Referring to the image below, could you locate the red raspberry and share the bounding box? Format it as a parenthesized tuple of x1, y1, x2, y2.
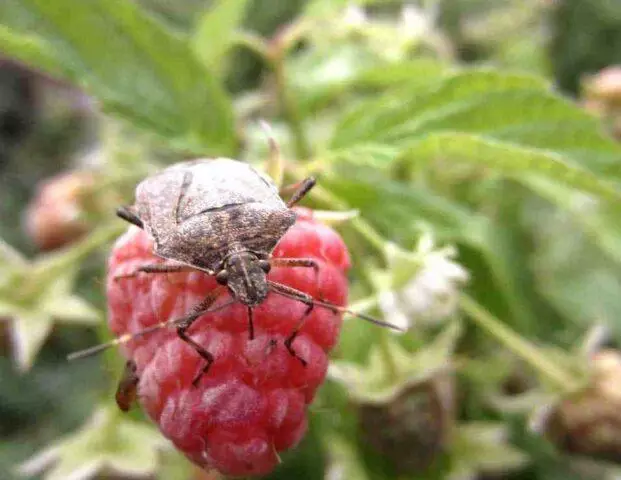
(107, 207, 350, 476)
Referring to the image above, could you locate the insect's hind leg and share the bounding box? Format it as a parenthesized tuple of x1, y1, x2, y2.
(116, 205, 143, 229)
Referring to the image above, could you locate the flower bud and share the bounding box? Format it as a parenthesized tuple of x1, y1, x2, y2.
(545, 349, 621, 462)
(378, 235, 469, 331)
(359, 373, 454, 473)
(24, 170, 95, 251)
(584, 66, 621, 108)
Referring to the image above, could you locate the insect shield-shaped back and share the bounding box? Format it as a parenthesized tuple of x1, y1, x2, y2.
(133, 158, 296, 273)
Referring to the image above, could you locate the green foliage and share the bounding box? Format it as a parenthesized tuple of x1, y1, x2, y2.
(550, 0, 621, 94)
(18, 405, 169, 480)
(1, 1, 621, 479)
(0, 0, 237, 154)
(192, 0, 250, 74)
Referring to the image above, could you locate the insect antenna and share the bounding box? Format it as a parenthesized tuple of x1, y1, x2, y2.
(267, 280, 405, 332)
(67, 297, 237, 361)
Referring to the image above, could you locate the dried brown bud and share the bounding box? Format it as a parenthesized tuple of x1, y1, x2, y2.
(358, 373, 454, 474)
(24, 170, 95, 251)
(584, 66, 621, 108)
(545, 349, 621, 462)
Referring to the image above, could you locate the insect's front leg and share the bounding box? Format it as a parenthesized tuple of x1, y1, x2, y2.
(269, 257, 319, 272)
(174, 290, 223, 386)
(116, 205, 143, 229)
(269, 257, 321, 289)
(115, 359, 139, 412)
(113, 263, 197, 281)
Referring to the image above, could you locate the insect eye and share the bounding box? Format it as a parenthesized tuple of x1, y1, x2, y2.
(259, 260, 271, 273)
(215, 270, 229, 285)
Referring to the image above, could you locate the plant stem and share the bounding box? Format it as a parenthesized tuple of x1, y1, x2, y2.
(459, 294, 580, 393)
(232, 25, 312, 160)
(272, 56, 312, 160)
(307, 183, 387, 254)
(36, 223, 125, 279)
(378, 329, 400, 382)
(232, 32, 271, 60)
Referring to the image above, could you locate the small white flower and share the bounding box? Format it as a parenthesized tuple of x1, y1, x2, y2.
(380, 234, 469, 330)
(400, 4, 434, 39)
(378, 290, 411, 332)
(343, 3, 367, 29)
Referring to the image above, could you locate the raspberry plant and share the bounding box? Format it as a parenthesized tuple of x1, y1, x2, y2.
(1, 1, 621, 479)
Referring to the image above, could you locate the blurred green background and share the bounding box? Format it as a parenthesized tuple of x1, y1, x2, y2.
(1, 0, 621, 479)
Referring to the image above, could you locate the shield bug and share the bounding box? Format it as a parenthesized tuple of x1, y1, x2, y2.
(69, 142, 401, 405)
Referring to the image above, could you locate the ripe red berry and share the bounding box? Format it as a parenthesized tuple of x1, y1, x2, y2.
(107, 207, 350, 476)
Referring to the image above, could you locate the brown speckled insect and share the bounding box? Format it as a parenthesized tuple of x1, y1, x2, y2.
(69, 149, 400, 402)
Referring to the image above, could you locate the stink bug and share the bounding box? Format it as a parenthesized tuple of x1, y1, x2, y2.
(69, 141, 401, 397)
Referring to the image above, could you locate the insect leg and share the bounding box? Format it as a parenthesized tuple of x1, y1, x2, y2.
(175, 291, 222, 386)
(284, 177, 316, 208)
(115, 359, 139, 412)
(267, 281, 317, 366)
(113, 263, 197, 281)
(66, 287, 232, 361)
(116, 206, 143, 229)
(268, 280, 404, 331)
(269, 257, 320, 285)
(269, 257, 319, 272)
(247, 306, 255, 340)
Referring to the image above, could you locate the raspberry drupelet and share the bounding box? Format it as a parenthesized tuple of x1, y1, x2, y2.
(107, 208, 350, 476)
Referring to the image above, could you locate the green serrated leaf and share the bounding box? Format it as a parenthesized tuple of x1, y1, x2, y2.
(491, 120, 621, 170)
(19, 405, 167, 480)
(321, 167, 484, 246)
(0, 0, 236, 154)
(2, 255, 105, 370)
(323, 434, 370, 480)
(0, 237, 26, 269)
(330, 322, 460, 404)
(450, 422, 529, 479)
(354, 58, 448, 90)
(325, 143, 402, 169)
(401, 132, 621, 203)
(0, 25, 70, 79)
(192, 0, 249, 73)
(527, 177, 621, 264)
(330, 66, 621, 191)
(473, 214, 544, 336)
(381, 89, 593, 144)
(43, 296, 101, 325)
(331, 69, 547, 148)
(10, 311, 54, 372)
(526, 196, 621, 338)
